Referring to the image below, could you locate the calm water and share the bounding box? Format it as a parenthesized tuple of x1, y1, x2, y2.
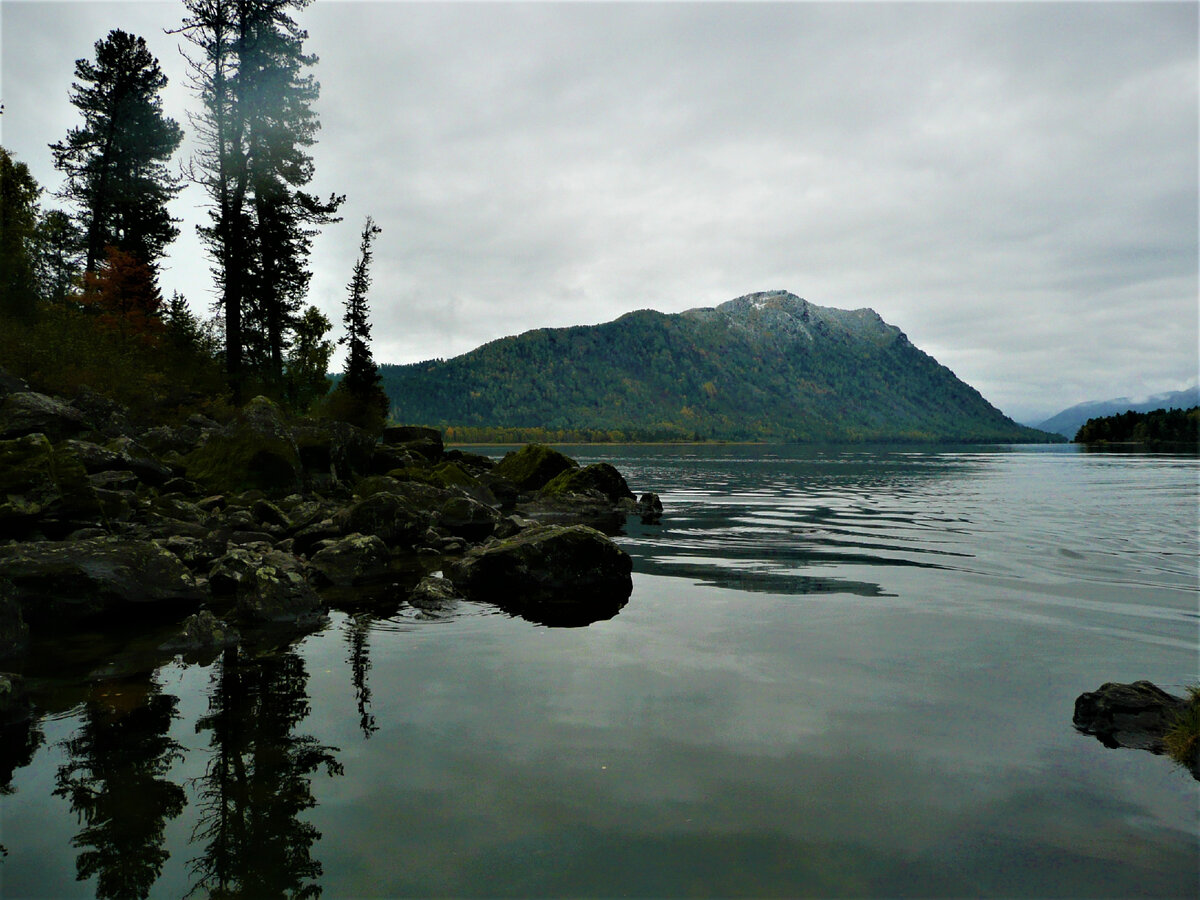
(2, 444, 1197, 898)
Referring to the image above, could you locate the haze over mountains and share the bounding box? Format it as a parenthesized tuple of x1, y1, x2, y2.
(1035, 385, 1200, 439)
(380, 291, 1057, 444)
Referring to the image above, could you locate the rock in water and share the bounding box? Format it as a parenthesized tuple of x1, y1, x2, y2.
(309, 533, 390, 586)
(445, 524, 632, 626)
(1073, 680, 1188, 752)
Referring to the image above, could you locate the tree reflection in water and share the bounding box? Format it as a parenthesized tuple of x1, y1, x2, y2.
(189, 645, 343, 899)
(345, 612, 378, 739)
(53, 676, 186, 900)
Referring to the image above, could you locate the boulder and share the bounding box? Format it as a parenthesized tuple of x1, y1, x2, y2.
(0, 434, 102, 538)
(294, 419, 376, 487)
(444, 524, 632, 626)
(1073, 680, 1189, 751)
(184, 396, 303, 496)
(541, 462, 635, 504)
(0, 391, 87, 441)
(0, 538, 204, 626)
(337, 492, 430, 548)
(309, 533, 390, 586)
(493, 443, 578, 492)
(638, 492, 664, 522)
(408, 575, 461, 611)
(236, 552, 323, 623)
(209, 545, 321, 623)
(437, 495, 499, 541)
(70, 386, 131, 438)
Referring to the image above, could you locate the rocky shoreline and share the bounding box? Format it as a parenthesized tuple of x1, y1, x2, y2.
(0, 374, 663, 674)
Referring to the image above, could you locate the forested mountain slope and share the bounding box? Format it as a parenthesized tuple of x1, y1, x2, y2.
(380, 290, 1059, 443)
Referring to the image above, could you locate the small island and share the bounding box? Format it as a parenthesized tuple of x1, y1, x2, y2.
(1073, 407, 1200, 450)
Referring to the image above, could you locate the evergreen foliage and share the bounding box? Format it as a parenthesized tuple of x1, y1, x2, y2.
(283, 305, 334, 413)
(380, 298, 1060, 444)
(178, 0, 342, 396)
(49, 30, 183, 274)
(0, 147, 43, 320)
(328, 217, 388, 431)
(1074, 407, 1200, 448)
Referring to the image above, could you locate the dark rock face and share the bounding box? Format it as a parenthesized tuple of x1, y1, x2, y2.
(0, 538, 204, 626)
(383, 425, 442, 446)
(494, 444, 578, 492)
(1073, 681, 1188, 752)
(437, 496, 499, 541)
(309, 533, 390, 586)
(0, 391, 87, 441)
(445, 524, 632, 626)
(542, 463, 635, 504)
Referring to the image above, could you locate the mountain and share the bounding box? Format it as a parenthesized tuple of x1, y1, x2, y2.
(380, 290, 1060, 443)
(1036, 385, 1200, 439)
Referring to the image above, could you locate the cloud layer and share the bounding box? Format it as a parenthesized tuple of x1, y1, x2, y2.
(4, 1, 1196, 421)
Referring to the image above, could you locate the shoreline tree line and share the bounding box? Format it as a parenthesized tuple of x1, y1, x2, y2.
(0, 0, 388, 431)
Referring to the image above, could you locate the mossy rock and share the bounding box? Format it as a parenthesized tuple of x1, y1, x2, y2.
(444, 524, 632, 625)
(184, 398, 302, 496)
(493, 444, 578, 492)
(541, 463, 635, 504)
(0, 434, 101, 537)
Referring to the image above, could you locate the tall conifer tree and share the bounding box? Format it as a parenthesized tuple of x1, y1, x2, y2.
(331, 216, 389, 430)
(178, 0, 341, 397)
(50, 30, 183, 274)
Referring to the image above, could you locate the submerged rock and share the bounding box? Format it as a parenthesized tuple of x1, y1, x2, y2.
(161, 609, 241, 654)
(445, 524, 632, 626)
(408, 575, 461, 612)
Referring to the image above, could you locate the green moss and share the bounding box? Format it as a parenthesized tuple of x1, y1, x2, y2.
(493, 444, 578, 491)
(184, 430, 301, 496)
(1164, 685, 1200, 771)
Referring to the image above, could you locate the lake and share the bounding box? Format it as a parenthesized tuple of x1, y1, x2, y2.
(2, 443, 1197, 897)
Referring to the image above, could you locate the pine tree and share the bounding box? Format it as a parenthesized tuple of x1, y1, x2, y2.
(49, 30, 183, 274)
(0, 147, 42, 320)
(330, 217, 389, 430)
(178, 0, 341, 397)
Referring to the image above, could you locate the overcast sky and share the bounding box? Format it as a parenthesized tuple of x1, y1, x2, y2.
(2, 1, 1196, 422)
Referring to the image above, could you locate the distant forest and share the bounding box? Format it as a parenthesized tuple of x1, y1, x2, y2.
(1, 2, 388, 430)
(1074, 407, 1200, 448)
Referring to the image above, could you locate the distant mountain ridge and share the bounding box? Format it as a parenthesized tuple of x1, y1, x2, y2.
(1036, 385, 1200, 438)
(380, 290, 1059, 443)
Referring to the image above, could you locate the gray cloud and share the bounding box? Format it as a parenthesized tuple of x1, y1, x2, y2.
(3, 1, 1196, 422)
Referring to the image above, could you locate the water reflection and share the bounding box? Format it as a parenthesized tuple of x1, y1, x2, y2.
(345, 613, 379, 739)
(53, 676, 186, 900)
(189, 646, 343, 898)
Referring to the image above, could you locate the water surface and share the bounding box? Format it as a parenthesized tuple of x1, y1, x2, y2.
(2, 444, 1196, 897)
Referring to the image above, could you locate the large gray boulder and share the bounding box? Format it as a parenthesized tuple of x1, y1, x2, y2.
(337, 492, 430, 547)
(444, 524, 632, 626)
(209, 545, 322, 623)
(184, 396, 303, 496)
(309, 533, 390, 586)
(0, 391, 87, 441)
(0, 538, 204, 626)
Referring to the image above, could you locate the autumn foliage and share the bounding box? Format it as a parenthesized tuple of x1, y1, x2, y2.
(80, 247, 165, 347)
